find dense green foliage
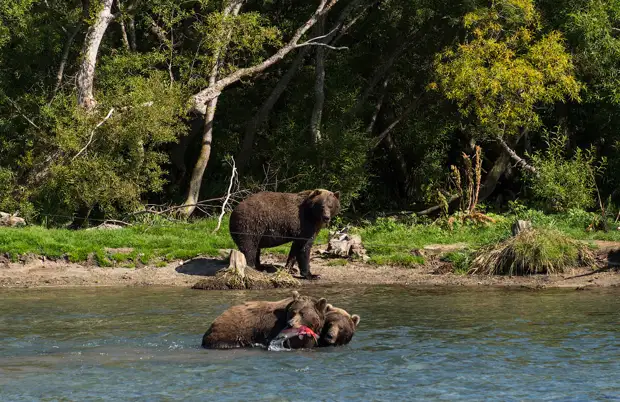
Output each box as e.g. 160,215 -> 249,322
1,0 -> 619,225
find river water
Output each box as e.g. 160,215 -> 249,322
1,285 -> 619,401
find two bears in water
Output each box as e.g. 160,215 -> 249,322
202,290 -> 360,350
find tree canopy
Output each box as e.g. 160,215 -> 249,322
0,0 -> 619,225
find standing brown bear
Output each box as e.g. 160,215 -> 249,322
229,189 -> 340,280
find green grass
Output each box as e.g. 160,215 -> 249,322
442,251 -> 475,274
0,218 -> 234,264
0,208 -> 618,267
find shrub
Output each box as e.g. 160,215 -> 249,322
528,132 -> 605,212
468,228 -> 594,275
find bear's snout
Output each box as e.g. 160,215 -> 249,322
288,317 -> 300,328
322,215 -> 331,223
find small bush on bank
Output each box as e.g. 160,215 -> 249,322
527,132 -> 605,213
468,228 -> 595,275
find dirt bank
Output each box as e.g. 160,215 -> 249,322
1,243 -> 619,289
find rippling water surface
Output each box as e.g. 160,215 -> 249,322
1,285 -> 619,401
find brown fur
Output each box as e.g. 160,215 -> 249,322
229,189 -> 340,279
201,291 -> 328,349
318,304 -> 361,347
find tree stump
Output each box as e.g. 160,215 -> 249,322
228,249 -> 246,278
511,220 -> 532,236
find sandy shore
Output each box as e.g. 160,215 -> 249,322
1,244 -> 619,289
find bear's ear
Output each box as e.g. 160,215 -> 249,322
351,314 -> 361,327
316,297 -> 328,313
292,290 -> 300,301
310,189 -> 322,198
326,303 -> 334,311
333,191 -> 340,200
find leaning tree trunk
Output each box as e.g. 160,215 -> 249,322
497,134 -> 538,176
76,0 -> 115,111
180,0 -> 244,217
309,15 -> 326,144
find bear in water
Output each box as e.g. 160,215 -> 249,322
201,291 -> 328,349
229,189 -> 340,280
318,304 -> 361,347
269,303 -> 362,350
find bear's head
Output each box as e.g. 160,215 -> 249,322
286,290 -> 328,332
301,189 -> 341,227
319,304 -> 361,347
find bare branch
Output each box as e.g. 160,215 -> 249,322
4,97 -> 41,130
365,78 -> 389,135
372,96 -> 423,148
190,0 -> 340,115
299,27 -> 339,44
213,158 -> 238,233
294,42 -> 349,50
333,0 -> 380,43
72,108 -> 114,160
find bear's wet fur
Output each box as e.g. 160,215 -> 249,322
201,290 -> 328,349
318,304 -> 361,347
273,303 -> 361,349
229,189 -> 340,280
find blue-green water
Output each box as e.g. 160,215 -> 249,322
1,285 -> 619,401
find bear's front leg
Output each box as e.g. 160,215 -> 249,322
297,241 -> 320,280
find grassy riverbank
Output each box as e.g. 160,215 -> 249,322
1,209 -> 620,268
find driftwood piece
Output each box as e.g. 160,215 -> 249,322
323,231 -> 368,261
511,220 -> 532,236
0,212 -> 26,227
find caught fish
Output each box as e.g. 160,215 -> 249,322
268,325 -> 318,351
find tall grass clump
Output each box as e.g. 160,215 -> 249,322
468,228 -> 594,275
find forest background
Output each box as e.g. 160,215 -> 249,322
1,0 -> 619,232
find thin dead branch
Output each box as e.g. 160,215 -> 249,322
372,96 -> 422,148
4,97 -> 41,130
72,108 -> 114,160
213,158 -> 238,233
